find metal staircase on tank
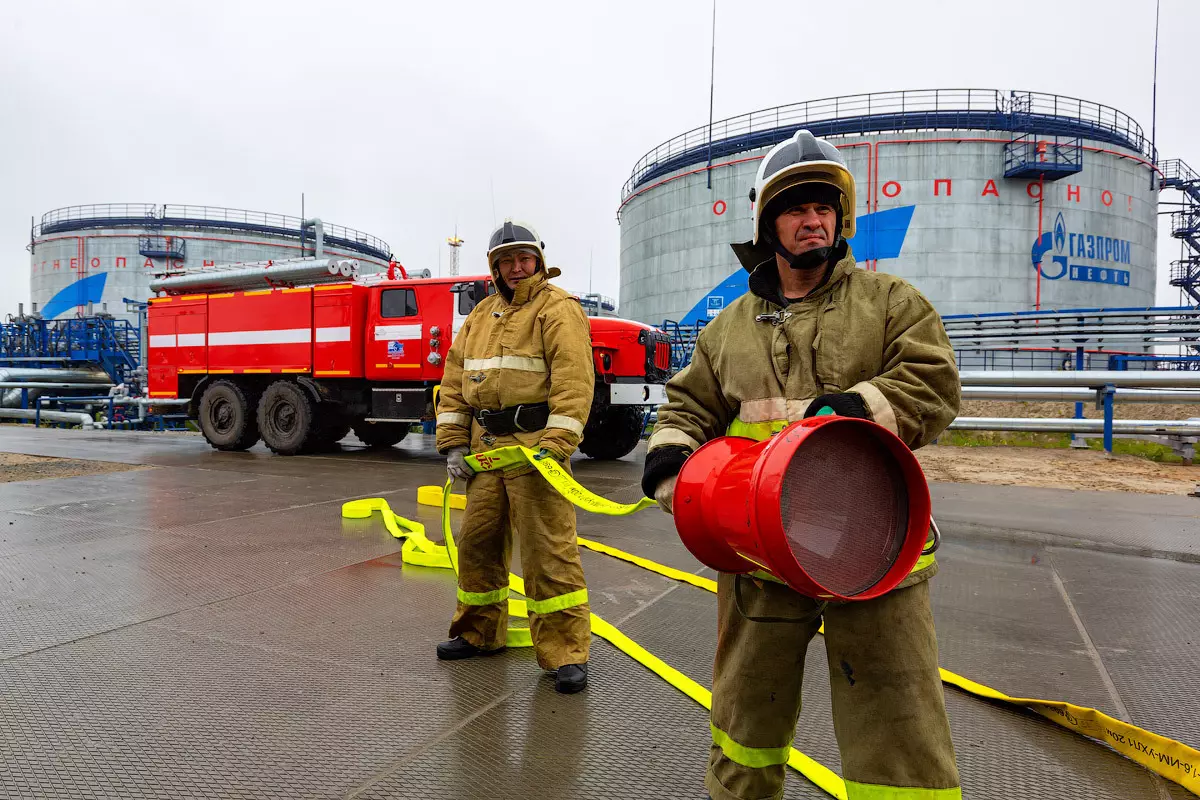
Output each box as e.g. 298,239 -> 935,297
659,319 -> 708,371
1002,92 -> 1084,181
1160,159 -> 1200,305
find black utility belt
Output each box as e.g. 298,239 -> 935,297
474,403 -> 551,435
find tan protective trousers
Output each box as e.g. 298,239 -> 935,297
707,575 -> 961,800
449,466 -> 590,670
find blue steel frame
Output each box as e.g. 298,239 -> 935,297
0,316 -> 140,384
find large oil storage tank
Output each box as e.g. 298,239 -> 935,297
30,204 -> 392,323
618,89 -> 1160,325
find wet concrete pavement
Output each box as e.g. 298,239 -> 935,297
0,425 -> 1196,799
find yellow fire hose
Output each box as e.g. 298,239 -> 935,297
342,445 -> 1200,796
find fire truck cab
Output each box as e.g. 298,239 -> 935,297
148,272 -> 671,460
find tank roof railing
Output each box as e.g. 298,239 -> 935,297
35,203 -> 391,261
622,89 -> 1153,199
38,204 -> 158,229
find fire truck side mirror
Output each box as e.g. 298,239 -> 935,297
473,280 -> 488,303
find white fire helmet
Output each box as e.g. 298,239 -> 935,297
486,220 -> 547,269
749,129 -> 857,244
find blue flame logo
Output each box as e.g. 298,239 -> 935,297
1053,213 -> 1066,254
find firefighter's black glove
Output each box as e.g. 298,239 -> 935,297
804,393 -> 868,420
641,445 -> 690,508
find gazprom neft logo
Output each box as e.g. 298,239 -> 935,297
1032,213 -> 1131,287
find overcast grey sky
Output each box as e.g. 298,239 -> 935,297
1,0 -> 1196,318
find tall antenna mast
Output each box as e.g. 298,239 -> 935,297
705,0 -> 717,190
447,226 -> 465,277
1150,0 -> 1161,190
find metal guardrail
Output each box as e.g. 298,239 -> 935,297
1159,158 -> 1200,188
38,203 -> 156,227
35,204 -> 392,261
950,417 -> 1200,436
958,370 -> 1200,452
959,370 -> 1200,388
963,386 -> 1200,403
622,89 -> 1152,198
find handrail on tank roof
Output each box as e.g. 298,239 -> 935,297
621,89 -> 1153,199
34,203 -> 392,262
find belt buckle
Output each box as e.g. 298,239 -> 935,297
512,404 -> 528,433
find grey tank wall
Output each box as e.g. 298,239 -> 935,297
618,130 -> 1159,324
30,227 -> 390,323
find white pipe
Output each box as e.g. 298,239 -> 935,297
0,368 -> 110,383
0,382 -> 116,390
0,408 -> 97,429
962,386 -> 1200,403
949,417 -> 1200,436
959,370 -> 1200,388
304,218 -> 324,258
149,257 -> 345,293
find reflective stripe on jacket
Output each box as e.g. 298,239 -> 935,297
436,268 -> 595,470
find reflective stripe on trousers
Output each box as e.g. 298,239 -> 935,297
724,415 -> 936,576
708,723 -> 962,799
706,578 -> 961,800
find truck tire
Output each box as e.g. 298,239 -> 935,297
257,380 -> 317,456
579,406 -> 645,460
353,421 -> 409,448
198,380 -> 260,451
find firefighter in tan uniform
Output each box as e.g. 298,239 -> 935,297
641,131 -> 963,799
435,220 -> 594,694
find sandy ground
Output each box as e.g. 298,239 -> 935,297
0,435 -> 1195,494
0,452 -> 145,483
917,444 -> 1198,495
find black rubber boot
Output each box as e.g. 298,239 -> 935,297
436,636 -> 505,661
555,663 -> 588,694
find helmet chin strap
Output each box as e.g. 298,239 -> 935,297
773,240 -> 834,270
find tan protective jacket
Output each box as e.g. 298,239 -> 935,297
436,266 -> 595,470
650,249 -> 960,584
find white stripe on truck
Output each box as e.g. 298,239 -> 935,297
315,326 -> 352,343
151,327 -> 349,347
208,328 -> 312,346
373,324 -> 422,341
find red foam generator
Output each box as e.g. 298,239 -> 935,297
673,416 -> 932,601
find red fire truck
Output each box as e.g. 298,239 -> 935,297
147,272 -> 671,459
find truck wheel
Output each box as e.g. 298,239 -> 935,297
257,380 -> 317,456
580,406 -> 645,460
353,421 -> 409,448
198,380 -> 260,451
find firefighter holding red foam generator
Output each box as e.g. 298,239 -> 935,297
435,220 -> 595,695
641,130 -> 964,800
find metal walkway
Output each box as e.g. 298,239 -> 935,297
0,427 -> 1196,799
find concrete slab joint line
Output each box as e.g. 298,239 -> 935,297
1047,550 -> 1172,800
